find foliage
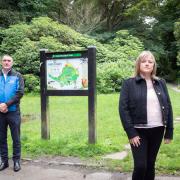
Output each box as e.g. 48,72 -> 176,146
107,30 -> 144,61
0,9 -> 23,28
0,0 -> 169,33
0,0 -> 178,83
151,0 -> 180,81
174,20 -> 180,83
97,62 -> 133,93
13,39 -> 39,75
174,20 -> 180,67
0,23 -> 30,55
90,32 -> 115,44
0,0 -> 51,27
0,17 -> 143,93
96,30 -> 143,93
23,74 -> 40,92
70,1 -> 102,33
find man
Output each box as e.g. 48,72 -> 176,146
0,55 -> 24,172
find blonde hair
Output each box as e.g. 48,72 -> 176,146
134,51 -> 157,79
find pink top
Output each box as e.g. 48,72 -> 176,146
135,79 -> 163,128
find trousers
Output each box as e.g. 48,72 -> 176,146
0,111 -> 21,162
131,126 -> 164,180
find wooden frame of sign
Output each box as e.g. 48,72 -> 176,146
40,47 -> 96,144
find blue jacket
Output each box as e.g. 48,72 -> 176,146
119,75 -> 173,140
0,69 -> 24,112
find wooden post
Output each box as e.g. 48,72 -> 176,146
88,46 -> 96,144
40,49 -> 50,139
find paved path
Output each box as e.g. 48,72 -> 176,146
168,83 -> 180,92
0,161 -> 180,180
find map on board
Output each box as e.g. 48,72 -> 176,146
46,58 -> 88,90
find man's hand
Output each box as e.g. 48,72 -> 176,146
0,103 -> 8,113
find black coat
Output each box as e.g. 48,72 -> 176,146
119,75 -> 173,139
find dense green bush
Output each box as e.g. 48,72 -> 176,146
13,39 -> 39,75
0,17 -> 143,93
97,61 -> 134,93
0,24 -> 30,54
96,30 -> 143,93
23,74 -> 40,92
107,30 -> 144,61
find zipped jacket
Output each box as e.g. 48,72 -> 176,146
0,69 -> 24,111
119,75 -> 173,140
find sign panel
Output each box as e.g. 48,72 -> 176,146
46,58 -> 88,90
40,47 -> 96,143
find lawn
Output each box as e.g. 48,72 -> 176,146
7,87 -> 180,174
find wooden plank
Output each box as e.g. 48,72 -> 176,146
40,50 -> 50,139
88,47 -> 97,144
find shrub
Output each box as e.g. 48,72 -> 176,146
0,17 -> 144,93
23,74 -> 40,93
97,61 -> 134,93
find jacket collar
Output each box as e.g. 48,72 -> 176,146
0,68 -> 13,76
135,75 -> 144,82
135,75 -> 160,84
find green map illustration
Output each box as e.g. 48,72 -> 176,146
48,63 -> 79,87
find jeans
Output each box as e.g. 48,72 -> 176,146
131,126 -> 164,180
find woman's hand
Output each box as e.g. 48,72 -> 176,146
129,136 -> 141,147
164,139 -> 172,144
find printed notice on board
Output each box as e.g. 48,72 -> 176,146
46,58 -> 88,90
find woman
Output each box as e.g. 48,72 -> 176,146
119,51 -> 173,180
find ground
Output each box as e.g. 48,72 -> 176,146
0,157 -> 180,180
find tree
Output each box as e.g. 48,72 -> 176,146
152,0 -> 180,80
0,0 -> 23,27
174,20 -> 180,69
0,0 -> 51,27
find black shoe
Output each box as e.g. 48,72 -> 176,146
14,161 -> 21,172
0,161 -> 9,171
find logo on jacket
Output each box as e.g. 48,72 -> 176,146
8,80 -> 15,84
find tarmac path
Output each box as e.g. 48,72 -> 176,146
0,159 -> 179,180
